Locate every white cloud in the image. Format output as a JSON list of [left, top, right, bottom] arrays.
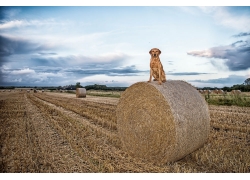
[[76, 74, 144, 87], [11, 68, 35, 75], [0, 20, 25, 29], [199, 7, 250, 31], [0, 19, 62, 30]]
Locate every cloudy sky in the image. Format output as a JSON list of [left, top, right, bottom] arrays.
[[1, 2, 250, 88]]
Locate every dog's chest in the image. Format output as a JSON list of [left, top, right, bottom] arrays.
[[150, 58, 161, 68]]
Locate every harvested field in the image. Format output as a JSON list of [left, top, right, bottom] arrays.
[[0, 91, 249, 172]]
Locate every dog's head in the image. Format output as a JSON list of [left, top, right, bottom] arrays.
[[149, 48, 161, 58]]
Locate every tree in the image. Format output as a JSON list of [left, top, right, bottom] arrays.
[[76, 82, 82, 88], [244, 78, 250, 85]]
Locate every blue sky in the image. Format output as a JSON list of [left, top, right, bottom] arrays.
[[1, 2, 250, 88]]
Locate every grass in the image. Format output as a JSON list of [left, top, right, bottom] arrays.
[[87, 92, 120, 98], [204, 93, 250, 107]]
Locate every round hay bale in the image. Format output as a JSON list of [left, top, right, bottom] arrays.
[[116, 81, 210, 164], [76, 88, 86, 98]]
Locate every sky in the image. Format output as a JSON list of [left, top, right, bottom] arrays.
[[1, 2, 250, 88]]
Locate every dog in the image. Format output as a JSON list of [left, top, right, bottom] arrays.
[[148, 48, 166, 85]]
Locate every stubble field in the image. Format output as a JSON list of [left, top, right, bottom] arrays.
[[0, 91, 249, 172]]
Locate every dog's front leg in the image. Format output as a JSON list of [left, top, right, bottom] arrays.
[[148, 68, 152, 83], [158, 68, 162, 85]]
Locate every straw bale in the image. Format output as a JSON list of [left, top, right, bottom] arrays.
[[213, 89, 219, 94], [116, 81, 210, 164], [76, 88, 86, 98], [218, 89, 224, 94], [231, 90, 241, 94]]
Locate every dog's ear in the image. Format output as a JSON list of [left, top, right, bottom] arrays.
[[149, 49, 152, 54], [158, 49, 161, 54]]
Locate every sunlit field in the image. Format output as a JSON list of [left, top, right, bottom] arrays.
[[0, 90, 249, 172]]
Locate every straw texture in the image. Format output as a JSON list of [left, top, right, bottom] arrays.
[[76, 88, 86, 98], [116, 81, 210, 164]]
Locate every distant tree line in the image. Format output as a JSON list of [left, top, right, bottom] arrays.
[[199, 84, 250, 92], [84, 84, 127, 91], [1, 78, 249, 92]]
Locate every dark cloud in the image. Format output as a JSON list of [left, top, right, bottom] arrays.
[[232, 32, 250, 37], [168, 72, 211, 76], [0, 7, 5, 20], [38, 52, 57, 56], [231, 40, 244, 46], [0, 64, 145, 86], [0, 49, 134, 86], [190, 75, 246, 85], [64, 65, 146, 77], [0, 35, 52, 57], [30, 53, 130, 68], [187, 40, 250, 71]]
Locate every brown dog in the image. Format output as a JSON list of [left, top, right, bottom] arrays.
[[148, 48, 166, 85]]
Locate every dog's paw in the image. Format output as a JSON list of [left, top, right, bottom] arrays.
[[158, 81, 162, 85]]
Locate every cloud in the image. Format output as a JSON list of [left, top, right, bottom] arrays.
[[0, 35, 56, 57], [0, 66, 64, 86], [232, 32, 250, 37], [38, 52, 57, 56], [190, 75, 246, 86], [168, 72, 212, 76], [11, 68, 35, 75], [0, 65, 145, 86], [199, 7, 250, 31], [0, 7, 21, 20], [0, 20, 26, 29], [64, 65, 146, 77], [31, 52, 130, 67], [0, 19, 61, 30], [187, 40, 250, 71]]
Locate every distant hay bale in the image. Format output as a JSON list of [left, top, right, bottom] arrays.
[[116, 81, 210, 164], [212, 89, 224, 94], [218, 89, 224, 94], [198, 89, 204, 94], [213, 89, 219, 94], [231, 90, 241, 95], [203, 90, 211, 94], [76, 88, 86, 98]]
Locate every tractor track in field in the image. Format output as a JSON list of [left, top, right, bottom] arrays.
[[1, 93, 92, 172], [29, 94, 119, 142], [23, 93, 93, 172]]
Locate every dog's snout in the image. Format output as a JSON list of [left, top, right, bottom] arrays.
[[153, 54, 156, 57]]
